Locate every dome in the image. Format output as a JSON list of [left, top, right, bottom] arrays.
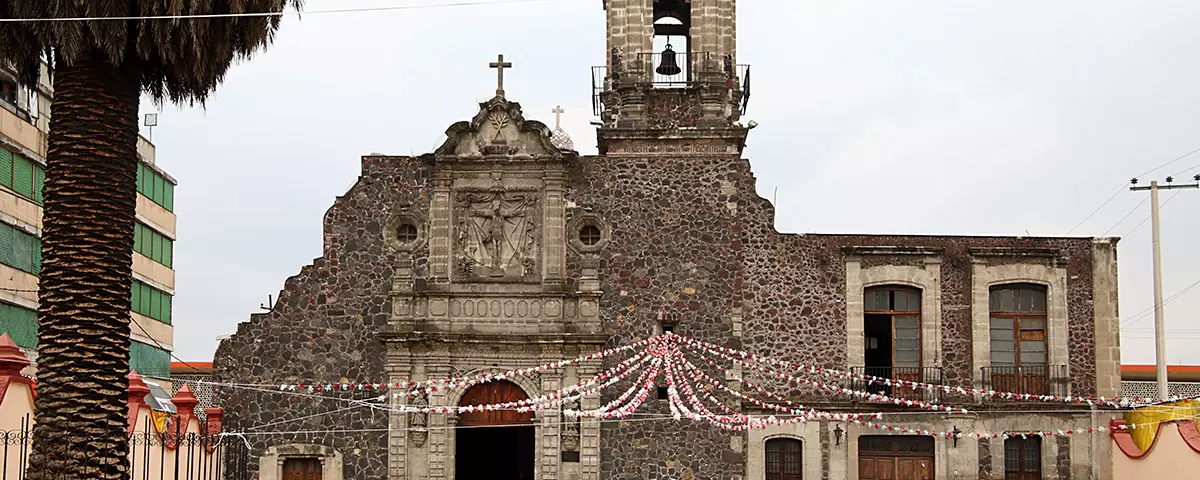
[[550, 126, 574, 151]]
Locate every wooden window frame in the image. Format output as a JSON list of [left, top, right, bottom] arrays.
[[863, 286, 922, 369], [988, 284, 1048, 370], [1003, 436, 1041, 480], [765, 437, 802, 480]]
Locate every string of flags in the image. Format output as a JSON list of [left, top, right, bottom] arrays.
[[672, 335, 1162, 408], [250, 332, 1181, 439]]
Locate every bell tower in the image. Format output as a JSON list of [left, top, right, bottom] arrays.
[[593, 0, 749, 154]]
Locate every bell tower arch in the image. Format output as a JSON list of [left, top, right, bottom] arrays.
[[594, 0, 750, 154]]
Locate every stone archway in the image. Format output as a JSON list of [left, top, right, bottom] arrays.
[[455, 380, 535, 480]]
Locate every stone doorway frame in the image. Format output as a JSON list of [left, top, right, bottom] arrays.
[[257, 443, 344, 480], [445, 372, 544, 480]]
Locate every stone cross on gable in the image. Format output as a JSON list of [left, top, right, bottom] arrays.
[[489, 54, 513, 97], [552, 105, 565, 129]]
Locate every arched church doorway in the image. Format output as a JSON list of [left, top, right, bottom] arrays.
[[455, 380, 535, 480]]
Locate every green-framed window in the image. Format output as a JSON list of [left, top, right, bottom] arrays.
[[0, 146, 46, 205], [136, 162, 174, 211], [131, 280, 172, 325], [0, 302, 38, 349], [0, 222, 41, 275], [130, 340, 171, 378], [134, 222, 173, 267]]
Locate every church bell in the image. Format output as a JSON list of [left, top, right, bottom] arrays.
[[656, 43, 683, 76]]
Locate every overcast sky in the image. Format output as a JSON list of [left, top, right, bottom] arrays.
[[136, 0, 1200, 366]]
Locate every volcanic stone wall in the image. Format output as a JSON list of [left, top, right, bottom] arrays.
[[214, 155, 432, 478], [733, 163, 1100, 398], [565, 153, 746, 479]]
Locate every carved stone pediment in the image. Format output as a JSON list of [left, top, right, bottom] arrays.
[[435, 96, 567, 159]]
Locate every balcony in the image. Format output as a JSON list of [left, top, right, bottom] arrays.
[[981, 365, 1069, 398], [591, 51, 750, 116], [850, 367, 944, 403]]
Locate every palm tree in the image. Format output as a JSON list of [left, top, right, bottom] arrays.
[[0, 2, 301, 478]]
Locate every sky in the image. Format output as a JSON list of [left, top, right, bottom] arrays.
[[135, 0, 1200, 366]]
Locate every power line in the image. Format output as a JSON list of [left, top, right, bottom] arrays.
[[1101, 195, 1147, 236], [0, 0, 548, 22], [1120, 276, 1200, 330], [1065, 184, 1124, 235], [1122, 190, 1182, 237], [1172, 161, 1200, 178], [1066, 146, 1200, 235], [1136, 145, 1200, 179]]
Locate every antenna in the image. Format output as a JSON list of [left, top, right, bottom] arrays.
[[259, 294, 274, 312], [143, 113, 159, 141]]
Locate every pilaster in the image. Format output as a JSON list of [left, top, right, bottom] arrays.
[[543, 170, 566, 286], [577, 363, 602, 480], [430, 173, 453, 283], [540, 371, 563, 480]]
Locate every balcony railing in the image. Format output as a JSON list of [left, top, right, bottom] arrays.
[[590, 51, 751, 116], [850, 367, 943, 403], [981, 365, 1069, 397]]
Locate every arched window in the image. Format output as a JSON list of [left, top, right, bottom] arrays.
[[765, 438, 802, 480], [988, 284, 1048, 394], [862, 286, 923, 394]]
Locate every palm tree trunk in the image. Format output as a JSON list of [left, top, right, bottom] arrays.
[[27, 49, 142, 480]]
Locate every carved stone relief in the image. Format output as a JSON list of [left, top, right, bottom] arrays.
[[561, 399, 581, 453], [408, 393, 429, 448], [454, 189, 540, 282]]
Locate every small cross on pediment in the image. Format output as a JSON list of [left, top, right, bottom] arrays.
[[489, 54, 513, 98]]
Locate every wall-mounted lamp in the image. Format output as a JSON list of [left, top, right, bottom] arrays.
[[833, 424, 844, 446], [951, 425, 962, 448]]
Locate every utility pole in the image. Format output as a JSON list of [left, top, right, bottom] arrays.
[[1129, 174, 1200, 400]]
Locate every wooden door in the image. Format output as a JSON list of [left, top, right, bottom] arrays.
[[859, 436, 934, 480], [283, 458, 321, 480], [458, 380, 534, 427]]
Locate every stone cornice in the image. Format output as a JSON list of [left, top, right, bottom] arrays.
[[841, 246, 945, 257], [379, 330, 610, 346], [968, 247, 1069, 265]]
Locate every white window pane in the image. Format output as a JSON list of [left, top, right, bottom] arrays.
[[1020, 350, 1046, 366], [895, 339, 919, 351], [991, 340, 1014, 353], [991, 350, 1015, 366]]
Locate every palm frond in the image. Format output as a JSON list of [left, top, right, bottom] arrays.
[[0, 0, 305, 105]]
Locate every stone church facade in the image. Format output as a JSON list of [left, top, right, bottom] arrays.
[[214, 1, 1122, 479]]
